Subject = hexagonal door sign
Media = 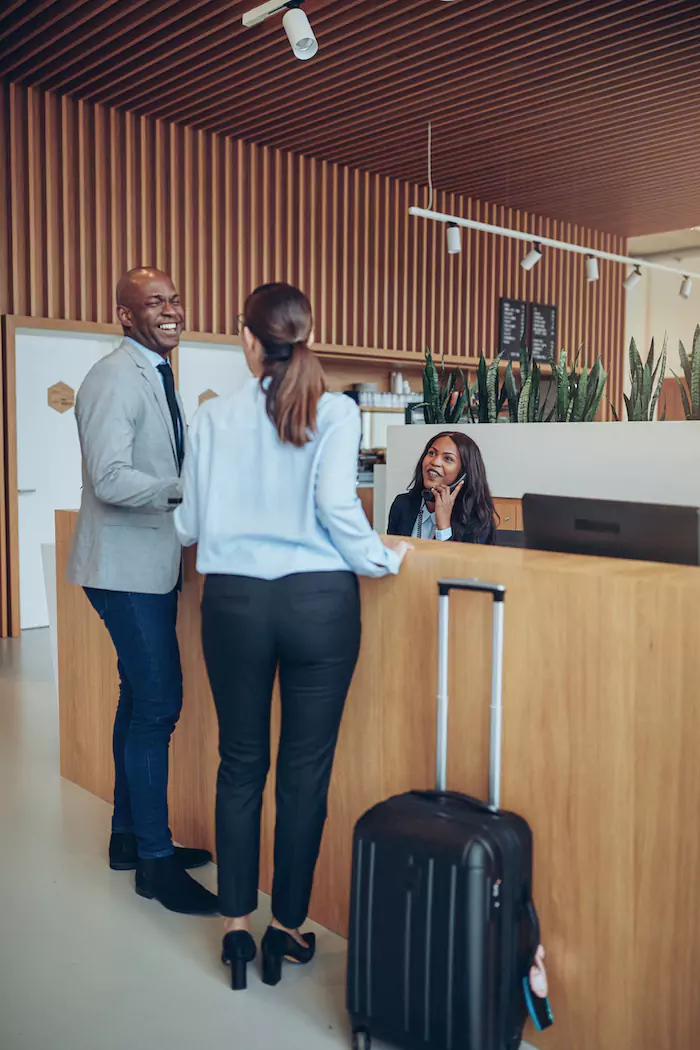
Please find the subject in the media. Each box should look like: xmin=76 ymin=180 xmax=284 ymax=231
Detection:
xmin=48 ymin=381 xmax=75 ymax=413
xmin=199 ymin=389 xmax=218 ymax=404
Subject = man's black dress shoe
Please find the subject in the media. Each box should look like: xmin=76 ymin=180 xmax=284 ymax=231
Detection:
xmin=109 ymin=832 xmax=211 ymax=871
xmin=135 ymin=854 xmax=219 ymax=915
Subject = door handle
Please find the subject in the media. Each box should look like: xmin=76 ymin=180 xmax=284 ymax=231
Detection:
xmin=18 ymin=488 xmax=37 ymax=494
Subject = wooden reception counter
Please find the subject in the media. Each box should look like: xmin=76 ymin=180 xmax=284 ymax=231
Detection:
xmin=55 ymin=509 xmax=700 ymax=1050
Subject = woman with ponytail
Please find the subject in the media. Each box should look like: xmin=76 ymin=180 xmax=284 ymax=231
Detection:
xmin=175 ymin=283 xmax=410 ymax=990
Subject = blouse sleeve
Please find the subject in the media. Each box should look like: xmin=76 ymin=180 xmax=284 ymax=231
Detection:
xmin=315 ymin=399 xmax=400 ymax=578
xmin=174 ymin=404 xmax=205 ymax=548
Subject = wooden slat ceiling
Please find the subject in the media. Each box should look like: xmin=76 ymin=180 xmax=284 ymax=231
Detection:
xmin=1 ymin=0 xmax=699 ymax=236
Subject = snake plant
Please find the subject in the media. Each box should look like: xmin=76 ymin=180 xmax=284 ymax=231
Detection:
xmin=673 ymin=325 xmax=700 ymax=419
xmin=420 ymin=347 xmax=468 ymax=424
xmin=624 ymin=336 xmax=667 ymax=421
xmin=548 ymin=349 xmax=609 ymax=422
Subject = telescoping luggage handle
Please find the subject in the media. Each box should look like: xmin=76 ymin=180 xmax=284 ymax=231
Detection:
xmin=436 ymin=579 xmax=505 ymax=811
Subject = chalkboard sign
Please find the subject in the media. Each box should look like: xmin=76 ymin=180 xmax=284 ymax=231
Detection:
xmin=530 ymin=303 xmax=558 ymax=364
xmin=498 ymin=297 xmax=558 ymax=364
xmin=499 ymin=297 xmax=527 ymax=361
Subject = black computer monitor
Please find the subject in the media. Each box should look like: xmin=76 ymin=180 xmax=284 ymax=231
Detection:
xmin=522 ymin=494 xmax=700 ymax=566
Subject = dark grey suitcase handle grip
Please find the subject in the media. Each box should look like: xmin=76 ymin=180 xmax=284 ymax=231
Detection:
xmin=436 ymin=578 xmax=505 ymax=809
xmin=438 ymin=579 xmax=505 ymax=600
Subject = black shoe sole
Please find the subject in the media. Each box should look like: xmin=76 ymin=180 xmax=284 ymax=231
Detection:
xmin=111 ymin=854 xmax=212 ymax=872
xmin=134 ymin=882 xmax=220 ymax=916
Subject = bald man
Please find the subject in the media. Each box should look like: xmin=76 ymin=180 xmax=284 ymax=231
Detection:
xmin=67 ymin=267 xmax=217 ymax=916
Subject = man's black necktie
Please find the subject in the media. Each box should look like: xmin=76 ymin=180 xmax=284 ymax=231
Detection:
xmin=157 ymin=361 xmax=184 ymax=470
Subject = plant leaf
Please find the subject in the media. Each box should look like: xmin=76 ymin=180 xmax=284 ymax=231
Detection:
xmin=673 ymin=372 xmax=692 ymax=421
xmin=518 ymin=372 xmax=533 ymax=424
xmin=487 ymin=351 xmax=504 ymax=423
xmin=519 ymin=339 xmax=530 ymax=384
xmin=423 ymin=346 xmax=440 ymax=422
xmin=641 ymin=362 xmax=652 ymax=418
xmin=629 ymin=337 xmax=644 ymax=394
xmin=504 ymin=361 xmax=519 ymax=422
xmin=650 ymin=335 xmax=665 ymax=388
xmin=464 ymin=378 xmax=476 ymax=423
xmin=692 ymin=328 xmax=700 ymax=418
xmin=679 ymin=337 xmax=693 ymax=390
xmin=645 ymin=336 xmax=656 ymax=373
xmin=691 ymin=324 xmax=700 ymax=399
xmin=571 ymin=368 xmax=589 ymax=422
xmin=649 ymin=335 xmax=667 ymax=421
xmin=447 ymin=389 xmax=467 ymax=424
xmin=477 ymin=353 xmax=489 ymax=423
xmin=584 ymin=358 xmax=607 ymax=421
xmin=530 ymin=365 xmax=541 ymax=423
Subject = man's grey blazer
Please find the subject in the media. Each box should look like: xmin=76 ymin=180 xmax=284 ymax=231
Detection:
xmin=67 ymin=339 xmax=186 ymax=594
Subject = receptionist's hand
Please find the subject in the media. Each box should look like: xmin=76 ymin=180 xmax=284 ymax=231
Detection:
xmin=431 ymin=480 xmax=464 ymax=531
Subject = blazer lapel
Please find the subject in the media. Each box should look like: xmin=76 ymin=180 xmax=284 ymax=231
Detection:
xmin=121 ymin=340 xmax=179 ymax=468
xmin=404 ymin=491 xmax=422 ymax=536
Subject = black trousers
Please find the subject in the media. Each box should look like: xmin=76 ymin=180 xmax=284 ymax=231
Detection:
xmin=201 ymin=571 xmax=361 ymax=928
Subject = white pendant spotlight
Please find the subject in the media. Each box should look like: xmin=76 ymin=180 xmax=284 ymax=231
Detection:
xmin=242 ymin=0 xmax=318 ymax=61
xmin=623 ymin=266 xmax=642 ymax=291
xmin=585 ymin=255 xmax=599 ymax=283
xmin=521 ymin=243 xmax=542 ymax=271
xmin=680 ymin=275 xmax=693 ymax=300
xmin=446 ymin=223 xmax=461 ymax=255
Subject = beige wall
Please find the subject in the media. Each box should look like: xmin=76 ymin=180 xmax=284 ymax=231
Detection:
xmin=625 ymin=243 xmax=700 ymax=395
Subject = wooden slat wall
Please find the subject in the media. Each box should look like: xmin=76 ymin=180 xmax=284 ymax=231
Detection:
xmin=0 ymin=79 xmax=626 ymax=390
xmin=0 ymin=318 xmax=8 ymax=639
xmin=0 ymin=78 xmax=627 ymax=637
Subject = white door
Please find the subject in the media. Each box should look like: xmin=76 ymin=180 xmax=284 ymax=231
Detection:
xmin=177 ymin=340 xmax=249 ymax=424
xmin=15 ymin=328 xmax=120 ymax=629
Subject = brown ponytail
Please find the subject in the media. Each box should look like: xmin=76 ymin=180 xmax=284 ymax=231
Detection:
xmin=243 ymin=283 xmax=326 ymax=447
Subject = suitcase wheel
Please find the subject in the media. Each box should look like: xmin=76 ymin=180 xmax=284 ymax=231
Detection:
xmin=351 ymin=1028 xmax=371 ymax=1050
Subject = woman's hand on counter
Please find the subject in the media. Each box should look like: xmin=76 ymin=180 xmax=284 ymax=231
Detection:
xmin=383 ymin=536 xmax=414 ymax=565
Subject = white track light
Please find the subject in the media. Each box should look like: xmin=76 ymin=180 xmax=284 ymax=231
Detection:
xmin=409 ymin=206 xmax=700 ymax=288
xmin=623 ymin=266 xmax=642 ymax=291
xmin=446 ymin=223 xmax=461 ymax=255
xmin=521 ymin=243 xmax=542 ymax=271
xmin=242 ymin=1 xmax=318 ymax=61
xmin=283 ymin=5 xmax=318 ymax=60
xmin=680 ymin=275 xmax=692 ymax=300
xmin=586 ymin=255 xmax=599 ymax=282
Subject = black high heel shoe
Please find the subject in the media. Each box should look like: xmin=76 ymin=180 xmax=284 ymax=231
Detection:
xmin=261 ymin=926 xmax=316 ymax=986
xmin=221 ymin=930 xmax=257 ymax=990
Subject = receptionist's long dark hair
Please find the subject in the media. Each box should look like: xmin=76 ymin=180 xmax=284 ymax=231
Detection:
xmin=408 ymin=431 xmax=498 ymax=544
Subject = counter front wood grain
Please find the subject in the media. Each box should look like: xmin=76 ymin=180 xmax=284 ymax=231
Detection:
xmin=56 ymin=509 xmax=700 ymax=1050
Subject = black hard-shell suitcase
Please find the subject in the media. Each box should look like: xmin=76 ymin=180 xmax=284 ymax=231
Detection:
xmin=347 ymin=579 xmax=541 ymax=1050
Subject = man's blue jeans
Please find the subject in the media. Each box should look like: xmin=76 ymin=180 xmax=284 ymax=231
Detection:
xmin=84 ymin=587 xmax=182 ymax=859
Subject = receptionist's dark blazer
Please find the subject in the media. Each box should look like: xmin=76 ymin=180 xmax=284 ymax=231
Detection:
xmin=387 ymin=491 xmax=493 ymax=544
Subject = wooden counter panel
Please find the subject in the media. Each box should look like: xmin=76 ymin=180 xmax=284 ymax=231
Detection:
xmin=56 ymin=510 xmax=700 ymax=1050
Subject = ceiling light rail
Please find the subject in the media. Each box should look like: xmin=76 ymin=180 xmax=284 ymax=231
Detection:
xmin=409 ymin=206 xmax=700 ymax=294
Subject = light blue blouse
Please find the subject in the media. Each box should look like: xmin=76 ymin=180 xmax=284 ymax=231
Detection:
xmin=175 ymin=378 xmax=400 ymax=580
